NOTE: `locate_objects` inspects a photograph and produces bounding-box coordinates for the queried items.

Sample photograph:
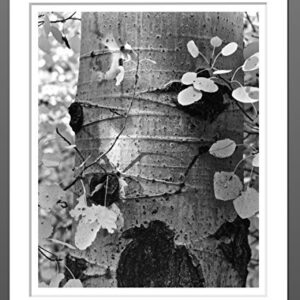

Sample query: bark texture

[68,12,250,287]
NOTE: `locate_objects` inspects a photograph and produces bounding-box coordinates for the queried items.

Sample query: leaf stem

[211,51,222,68]
[233,154,256,174]
[56,128,84,162]
[198,50,210,66]
[64,264,76,279]
[231,65,243,82]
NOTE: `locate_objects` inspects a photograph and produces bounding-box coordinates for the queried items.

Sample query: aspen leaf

[181,72,197,85]
[221,42,238,56]
[252,153,259,167]
[43,15,51,36]
[214,171,243,201]
[213,69,232,75]
[242,52,259,72]
[187,40,199,58]
[70,194,118,227]
[49,273,65,287]
[210,36,222,47]
[233,187,259,218]
[74,219,101,250]
[115,66,125,86]
[64,279,83,288]
[178,86,202,106]
[39,184,66,211]
[50,26,64,44]
[69,34,81,53]
[193,77,218,93]
[232,86,259,103]
[39,217,53,244]
[70,195,120,250]
[209,139,236,158]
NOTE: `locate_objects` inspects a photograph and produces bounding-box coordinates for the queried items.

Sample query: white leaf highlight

[178,86,202,106]
[221,42,238,56]
[232,86,259,103]
[187,40,200,58]
[210,36,223,47]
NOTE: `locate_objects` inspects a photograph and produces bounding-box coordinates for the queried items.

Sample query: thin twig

[38,12,81,27]
[56,128,85,161]
[38,246,63,262]
[245,12,257,33]
[63,51,141,191]
[183,145,210,181]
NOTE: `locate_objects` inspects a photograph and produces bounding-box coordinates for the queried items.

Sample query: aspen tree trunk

[67,12,251,287]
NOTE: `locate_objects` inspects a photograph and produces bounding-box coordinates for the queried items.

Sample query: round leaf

[181,72,197,85]
[209,139,236,158]
[213,69,232,75]
[242,52,259,72]
[252,153,259,167]
[193,77,218,93]
[187,40,199,58]
[232,86,259,103]
[177,86,202,106]
[50,26,64,44]
[64,279,83,288]
[214,171,243,201]
[210,36,222,47]
[70,195,119,250]
[233,187,259,218]
[221,42,238,56]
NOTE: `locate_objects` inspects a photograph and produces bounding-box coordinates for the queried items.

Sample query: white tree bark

[66,12,250,287]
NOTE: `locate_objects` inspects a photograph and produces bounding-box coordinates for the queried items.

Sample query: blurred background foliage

[38,12,81,284]
[38,11,259,287]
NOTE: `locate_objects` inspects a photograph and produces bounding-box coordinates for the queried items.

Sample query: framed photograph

[10,0,287,299]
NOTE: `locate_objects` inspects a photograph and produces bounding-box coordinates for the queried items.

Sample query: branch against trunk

[67,12,249,287]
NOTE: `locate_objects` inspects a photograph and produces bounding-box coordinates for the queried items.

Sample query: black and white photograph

[37,10,261,289]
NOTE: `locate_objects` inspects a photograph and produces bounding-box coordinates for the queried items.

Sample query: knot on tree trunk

[116,220,205,287]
